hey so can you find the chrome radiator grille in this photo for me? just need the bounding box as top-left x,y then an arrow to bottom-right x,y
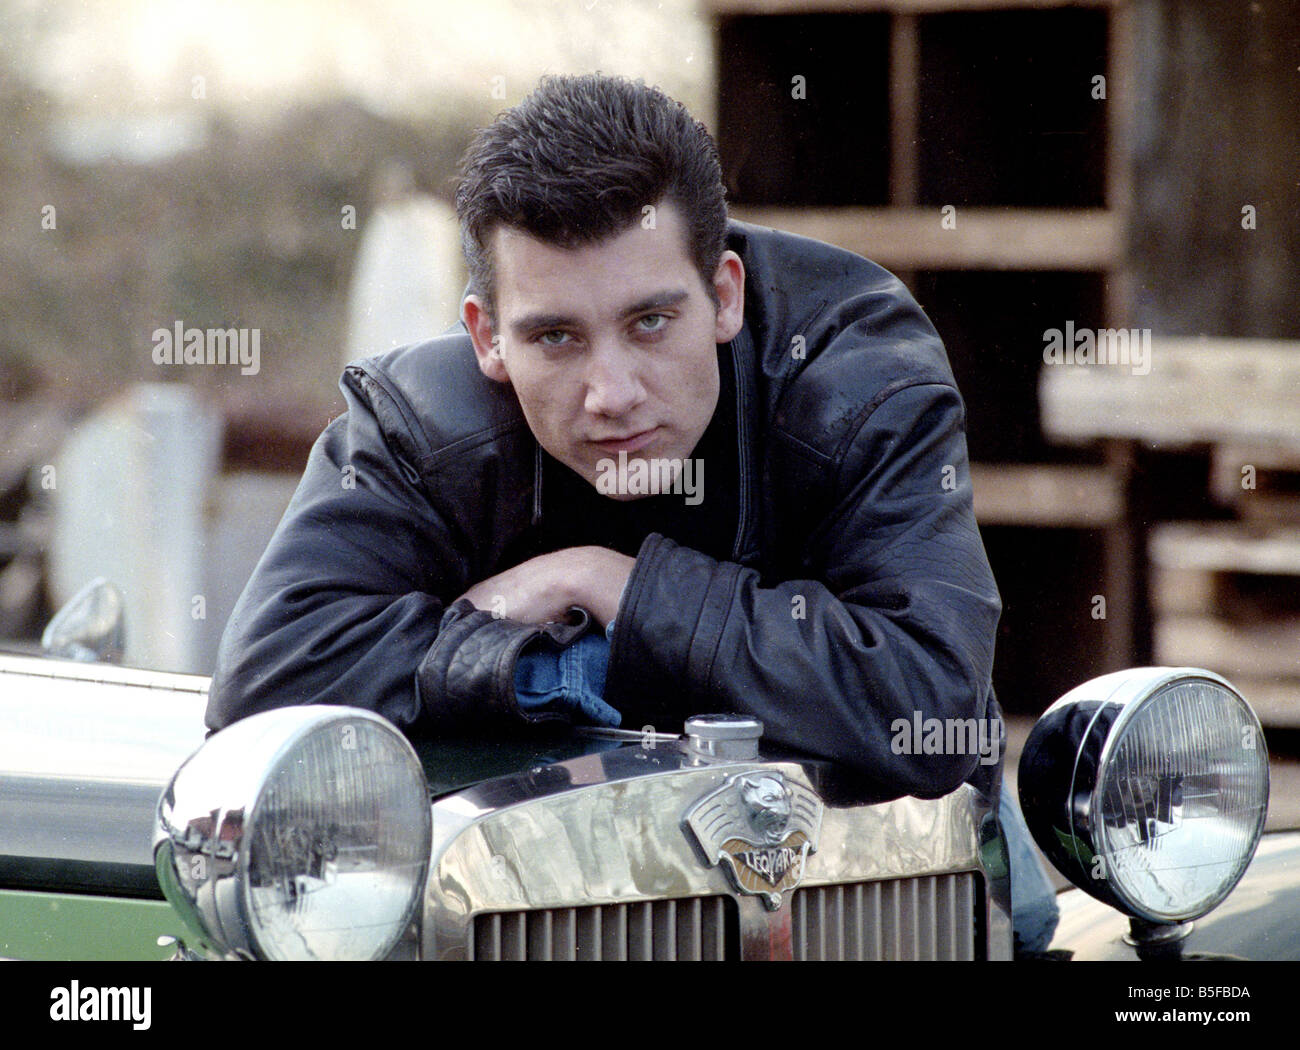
790,872 -> 978,960
469,872 -> 980,960
472,897 -> 733,960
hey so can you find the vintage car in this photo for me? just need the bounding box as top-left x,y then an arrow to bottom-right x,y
0,584 -> 1282,961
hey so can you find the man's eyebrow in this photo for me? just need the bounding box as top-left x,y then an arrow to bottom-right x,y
508,290 -> 690,337
621,289 -> 689,317
509,311 -> 576,337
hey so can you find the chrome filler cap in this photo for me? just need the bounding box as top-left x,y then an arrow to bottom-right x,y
684,713 -> 764,761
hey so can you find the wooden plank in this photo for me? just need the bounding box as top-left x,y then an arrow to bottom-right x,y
1228,495 -> 1300,526
1151,524 -> 1300,577
1100,439 -> 1148,669
1212,443 -> 1300,480
1102,0 -> 1134,323
706,0 -> 1116,14
1124,3 -> 1300,341
1151,565 -> 1215,617
970,462 -> 1123,527
888,13 -> 919,207
1040,337 -> 1300,448
731,206 -> 1120,269
1210,445 -> 1300,522
1105,0 -> 1133,216
1156,614 -> 1300,683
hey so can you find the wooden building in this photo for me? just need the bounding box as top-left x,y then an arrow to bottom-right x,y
706,0 -> 1300,717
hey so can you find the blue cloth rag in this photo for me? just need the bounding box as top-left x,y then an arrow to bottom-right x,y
514,619 -> 621,727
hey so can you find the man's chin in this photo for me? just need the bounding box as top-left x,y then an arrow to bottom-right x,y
596,487 -> 645,503
583,460 -> 647,501
587,448 -> 695,502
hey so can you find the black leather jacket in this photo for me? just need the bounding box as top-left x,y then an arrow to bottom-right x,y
207,220 -> 1003,800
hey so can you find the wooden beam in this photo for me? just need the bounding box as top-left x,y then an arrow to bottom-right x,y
888,13 -> 919,207
1105,0 -> 1134,216
1040,337 -> 1300,448
970,463 -> 1124,527
1157,615 -> 1300,683
731,206 -> 1120,270
1103,0 -> 1135,324
1151,524 -> 1300,577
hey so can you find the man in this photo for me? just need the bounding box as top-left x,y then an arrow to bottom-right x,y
207,73 -> 1003,805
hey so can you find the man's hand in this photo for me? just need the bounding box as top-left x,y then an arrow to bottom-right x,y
455,546 -> 634,626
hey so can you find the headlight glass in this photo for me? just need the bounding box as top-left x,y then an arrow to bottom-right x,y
246,716 -> 431,960
1094,677 -> 1268,922
155,706 -> 431,961
1019,668 -> 1269,925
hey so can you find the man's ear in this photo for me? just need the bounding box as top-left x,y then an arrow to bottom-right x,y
712,250 -> 745,344
463,295 -> 510,384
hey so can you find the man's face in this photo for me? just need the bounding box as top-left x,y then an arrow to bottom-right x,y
462,202 -> 745,498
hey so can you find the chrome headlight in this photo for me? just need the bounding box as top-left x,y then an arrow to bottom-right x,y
155,706 -> 431,960
1019,668 -> 1268,924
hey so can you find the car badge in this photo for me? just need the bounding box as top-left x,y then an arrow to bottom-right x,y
683,771 -> 824,910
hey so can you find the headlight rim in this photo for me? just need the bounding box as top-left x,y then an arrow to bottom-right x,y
155,704 -> 432,961
1021,666 -> 1269,926
1095,669 -> 1267,923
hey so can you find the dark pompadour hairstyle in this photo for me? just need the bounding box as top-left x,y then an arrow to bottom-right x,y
455,74 -> 728,317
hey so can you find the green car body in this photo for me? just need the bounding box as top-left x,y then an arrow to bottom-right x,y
1,650 -> 1285,961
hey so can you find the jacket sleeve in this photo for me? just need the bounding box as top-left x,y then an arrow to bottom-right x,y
204,368 -> 590,733
603,380 -> 1002,798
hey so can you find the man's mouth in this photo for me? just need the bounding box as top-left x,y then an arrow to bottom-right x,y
591,427 -> 658,454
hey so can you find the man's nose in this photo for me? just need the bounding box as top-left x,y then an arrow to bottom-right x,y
583,342 -> 645,418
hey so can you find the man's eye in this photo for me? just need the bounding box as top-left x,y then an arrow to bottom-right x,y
537,330 -> 572,347
636,314 -> 668,333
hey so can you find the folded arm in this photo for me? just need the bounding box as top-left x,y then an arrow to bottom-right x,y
205,367 -> 601,734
